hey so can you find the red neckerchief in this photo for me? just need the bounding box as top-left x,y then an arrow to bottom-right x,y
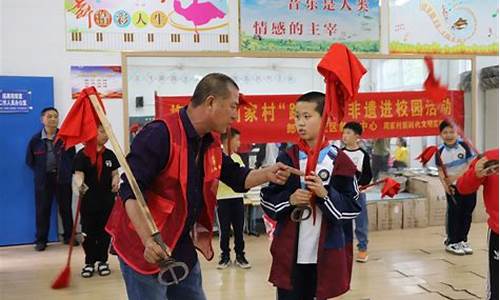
84,146 -> 105,181
296,138 -> 330,160
296,138 -> 330,224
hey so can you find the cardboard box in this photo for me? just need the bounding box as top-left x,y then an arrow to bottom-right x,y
402,199 -> 416,229
388,200 -> 403,230
472,186 -> 488,223
366,200 -> 378,231
414,197 -> 429,228
407,176 -> 447,226
403,197 -> 429,229
377,200 -> 403,230
377,201 -> 389,231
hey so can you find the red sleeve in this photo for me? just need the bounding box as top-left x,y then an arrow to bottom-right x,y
456,157 -> 484,195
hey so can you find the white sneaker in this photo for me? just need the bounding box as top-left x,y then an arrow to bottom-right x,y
460,241 -> 473,255
446,243 -> 465,255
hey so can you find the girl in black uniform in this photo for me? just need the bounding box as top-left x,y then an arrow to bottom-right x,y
73,125 -> 120,278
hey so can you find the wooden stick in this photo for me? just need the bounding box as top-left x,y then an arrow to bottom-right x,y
87,93 -> 169,252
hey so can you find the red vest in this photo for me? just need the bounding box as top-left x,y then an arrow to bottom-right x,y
105,112 -> 222,275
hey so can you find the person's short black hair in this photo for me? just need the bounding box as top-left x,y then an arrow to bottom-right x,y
439,120 -> 453,132
41,107 -> 58,116
343,121 -> 363,135
221,128 -> 240,141
295,92 -> 325,115
191,73 -> 239,107
398,137 -> 407,147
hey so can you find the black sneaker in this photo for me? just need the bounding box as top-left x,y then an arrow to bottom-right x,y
235,255 -> 251,269
34,242 -> 46,251
217,255 -> 231,270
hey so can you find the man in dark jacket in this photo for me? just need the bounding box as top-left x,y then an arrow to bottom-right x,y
26,107 -> 76,251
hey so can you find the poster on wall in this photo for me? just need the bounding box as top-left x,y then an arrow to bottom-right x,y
71,66 -> 122,99
240,0 -> 380,53
65,0 -> 230,51
390,0 -> 499,54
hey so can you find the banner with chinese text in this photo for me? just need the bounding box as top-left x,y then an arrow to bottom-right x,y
65,0 -> 230,51
390,0 -> 498,54
155,91 -> 464,143
0,90 -> 32,114
240,0 -> 380,53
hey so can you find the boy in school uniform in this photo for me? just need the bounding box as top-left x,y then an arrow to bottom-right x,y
436,120 -> 476,255
73,125 -> 120,277
261,92 -> 361,300
342,122 -> 373,262
216,128 -> 251,269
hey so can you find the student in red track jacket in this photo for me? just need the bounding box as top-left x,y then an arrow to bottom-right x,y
456,148 -> 498,300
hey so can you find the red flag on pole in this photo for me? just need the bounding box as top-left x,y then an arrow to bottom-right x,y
298,43 -> 366,222
416,145 -> 439,166
317,43 -> 367,122
423,56 -> 448,102
56,87 -> 105,164
380,178 -> 401,198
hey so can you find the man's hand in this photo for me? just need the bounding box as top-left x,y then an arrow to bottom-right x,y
290,189 -> 312,206
305,172 -> 328,198
79,183 -> 89,197
475,156 -> 499,178
143,236 -> 169,264
266,162 -> 304,185
440,180 -> 452,195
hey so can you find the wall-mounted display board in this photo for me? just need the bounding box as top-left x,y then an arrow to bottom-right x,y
240,0 -> 380,53
65,0 -> 231,51
389,0 -> 499,54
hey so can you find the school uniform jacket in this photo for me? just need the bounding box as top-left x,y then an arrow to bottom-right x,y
260,144 -> 361,299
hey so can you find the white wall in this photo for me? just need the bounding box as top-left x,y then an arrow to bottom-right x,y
476,56 -> 499,151
1,0 -> 497,152
0,1 -> 3,73
1,0 -> 124,149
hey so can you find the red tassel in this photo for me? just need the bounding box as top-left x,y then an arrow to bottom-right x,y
381,178 -> 401,198
51,266 -> 70,289
423,56 -> 448,102
51,195 -> 82,289
416,145 -> 439,166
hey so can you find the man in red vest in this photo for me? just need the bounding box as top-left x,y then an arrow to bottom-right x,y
106,73 -> 300,300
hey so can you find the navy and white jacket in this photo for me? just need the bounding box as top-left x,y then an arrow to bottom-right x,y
260,144 -> 361,299
25,129 -> 75,188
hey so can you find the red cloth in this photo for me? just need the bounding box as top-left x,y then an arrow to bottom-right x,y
457,149 -> 499,234
296,138 -> 330,159
381,178 -> 400,198
56,87 -> 105,165
92,147 -> 105,180
416,145 -> 439,166
317,43 -> 367,122
301,43 -> 365,223
227,93 -> 252,154
423,56 -> 448,102
238,93 -> 250,107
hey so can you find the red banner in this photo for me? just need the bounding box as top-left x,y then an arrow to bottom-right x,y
155,91 -> 464,143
